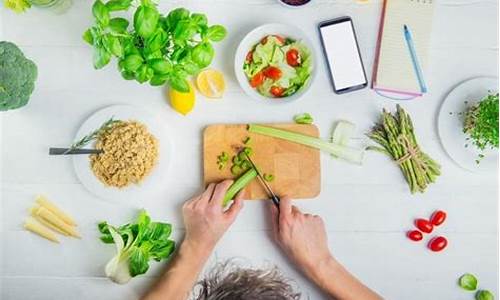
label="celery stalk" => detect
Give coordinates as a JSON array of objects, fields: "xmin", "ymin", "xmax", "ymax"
[
  {"xmin": 248, "ymin": 124, "xmax": 365, "ymax": 164},
  {"xmin": 223, "ymin": 168, "xmax": 257, "ymax": 206}
]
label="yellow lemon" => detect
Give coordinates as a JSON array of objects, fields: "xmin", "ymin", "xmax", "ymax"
[
  {"xmin": 169, "ymin": 82, "xmax": 195, "ymax": 116},
  {"xmin": 196, "ymin": 69, "xmax": 226, "ymax": 99}
]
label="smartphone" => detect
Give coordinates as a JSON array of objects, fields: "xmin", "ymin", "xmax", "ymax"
[{"xmin": 318, "ymin": 17, "xmax": 367, "ymax": 94}]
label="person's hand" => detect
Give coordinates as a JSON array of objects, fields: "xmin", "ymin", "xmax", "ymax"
[
  {"xmin": 182, "ymin": 180, "xmax": 244, "ymax": 255},
  {"xmin": 270, "ymin": 197, "xmax": 334, "ymax": 280}
]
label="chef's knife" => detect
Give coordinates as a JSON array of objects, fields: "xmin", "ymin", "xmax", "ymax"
[
  {"xmin": 49, "ymin": 148, "xmax": 103, "ymax": 155},
  {"xmin": 242, "ymin": 152, "xmax": 280, "ymax": 208}
]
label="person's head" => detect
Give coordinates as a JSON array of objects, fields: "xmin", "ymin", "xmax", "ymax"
[{"xmin": 194, "ymin": 261, "xmax": 301, "ymax": 300}]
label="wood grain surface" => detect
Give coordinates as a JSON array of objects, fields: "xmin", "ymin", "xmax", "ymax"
[{"xmin": 203, "ymin": 123, "xmax": 321, "ymax": 200}]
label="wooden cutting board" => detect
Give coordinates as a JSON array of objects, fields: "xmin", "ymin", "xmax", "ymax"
[{"xmin": 203, "ymin": 123, "xmax": 321, "ymax": 200}]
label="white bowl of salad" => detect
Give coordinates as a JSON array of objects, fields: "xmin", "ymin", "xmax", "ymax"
[{"xmin": 235, "ymin": 23, "xmax": 315, "ymax": 102}]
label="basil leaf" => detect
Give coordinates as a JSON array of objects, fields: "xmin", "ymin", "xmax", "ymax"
[
  {"xmin": 82, "ymin": 28, "xmax": 94, "ymax": 45},
  {"xmin": 102, "ymin": 34, "xmax": 123, "ymax": 58},
  {"xmin": 182, "ymin": 61, "xmax": 199, "ymax": 75},
  {"xmin": 149, "ymin": 58, "xmax": 172, "ymax": 75},
  {"xmin": 109, "ymin": 17, "xmax": 129, "ymax": 33},
  {"xmin": 93, "ymin": 46, "xmax": 111, "ymax": 69},
  {"xmin": 459, "ymin": 273, "xmax": 478, "ymax": 291},
  {"xmin": 135, "ymin": 64, "xmax": 154, "ymax": 83},
  {"xmin": 134, "ymin": 5, "xmax": 159, "ymax": 38},
  {"xmin": 191, "ymin": 43, "xmax": 214, "ymax": 68},
  {"xmin": 121, "ymin": 70, "xmax": 135, "ymax": 80},
  {"xmin": 144, "ymin": 50, "xmax": 163, "ymax": 61},
  {"xmin": 105, "ymin": 0, "xmax": 132, "ymax": 11},
  {"xmin": 191, "ymin": 13, "xmax": 207, "ymax": 27},
  {"xmin": 146, "ymin": 28, "xmax": 167, "ymax": 52},
  {"xmin": 476, "ymin": 290, "xmax": 494, "ymax": 300},
  {"xmin": 174, "ymin": 19, "xmax": 197, "ymax": 42},
  {"xmin": 165, "ymin": 7, "xmax": 190, "ymax": 30},
  {"xmin": 169, "ymin": 75, "xmax": 190, "ymax": 93},
  {"xmin": 122, "ymin": 54, "xmax": 144, "ymax": 72},
  {"xmin": 204, "ymin": 25, "xmax": 227, "ymax": 42},
  {"xmin": 129, "ymin": 246, "xmax": 150, "ymax": 276},
  {"xmin": 150, "ymin": 74, "xmax": 168, "ymax": 86},
  {"xmin": 92, "ymin": 0, "xmax": 109, "ymax": 26}
]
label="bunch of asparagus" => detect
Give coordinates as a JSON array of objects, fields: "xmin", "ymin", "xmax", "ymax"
[{"xmin": 368, "ymin": 105, "xmax": 441, "ymax": 194}]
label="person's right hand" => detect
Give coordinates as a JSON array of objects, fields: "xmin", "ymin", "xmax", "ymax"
[{"xmin": 270, "ymin": 197, "xmax": 334, "ymax": 280}]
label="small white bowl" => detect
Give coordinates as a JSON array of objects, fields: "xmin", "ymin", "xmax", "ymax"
[{"xmin": 234, "ymin": 23, "xmax": 316, "ymax": 104}]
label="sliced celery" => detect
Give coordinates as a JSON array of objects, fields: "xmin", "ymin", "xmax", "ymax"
[
  {"xmin": 223, "ymin": 168, "xmax": 257, "ymax": 206},
  {"xmin": 248, "ymin": 124, "xmax": 365, "ymax": 164}
]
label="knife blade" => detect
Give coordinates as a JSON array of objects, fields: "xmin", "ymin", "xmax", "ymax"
[
  {"xmin": 49, "ymin": 148, "xmax": 103, "ymax": 155},
  {"xmin": 242, "ymin": 152, "xmax": 280, "ymax": 208}
]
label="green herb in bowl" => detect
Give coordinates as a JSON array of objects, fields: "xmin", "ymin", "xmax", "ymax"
[{"xmin": 463, "ymin": 93, "xmax": 499, "ymax": 161}]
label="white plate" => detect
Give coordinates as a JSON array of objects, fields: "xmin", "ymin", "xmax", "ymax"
[
  {"xmin": 437, "ymin": 77, "xmax": 498, "ymax": 173},
  {"xmin": 234, "ymin": 23, "xmax": 317, "ymax": 104},
  {"xmin": 73, "ymin": 105, "xmax": 172, "ymax": 203}
]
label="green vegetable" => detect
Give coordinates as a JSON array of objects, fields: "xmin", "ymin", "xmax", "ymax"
[
  {"xmin": 243, "ymin": 36, "xmax": 312, "ymax": 98},
  {"xmin": 331, "ymin": 120, "xmax": 355, "ymax": 146},
  {"xmin": 0, "ymin": 41, "xmax": 38, "ymax": 111},
  {"xmin": 216, "ymin": 151, "xmax": 229, "ymax": 169},
  {"xmin": 83, "ymin": 2, "xmax": 226, "ymax": 92},
  {"xmin": 294, "ymin": 113, "xmax": 314, "ymax": 124},
  {"xmin": 98, "ymin": 209, "xmax": 175, "ymax": 284},
  {"xmin": 464, "ymin": 93, "xmax": 499, "ymax": 160},
  {"xmin": 248, "ymin": 124, "xmax": 365, "ymax": 164},
  {"xmin": 68, "ymin": 117, "xmax": 121, "ymax": 152},
  {"xmin": 3, "ymin": 0, "xmax": 31, "ymax": 13},
  {"xmin": 230, "ymin": 164, "xmax": 242, "ymax": 175},
  {"xmin": 476, "ymin": 290, "xmax": 495, "ymax": 300},
  {"xmin": 223, "ymin": 168, "xmax": 257, "ymax": 206},
  {"xmin": 367, "ymin": 105, "xmax": 441, "ymax": 194},
  {"xmin": 459, "ymin": 273, "xmax": 478, "ymax": 291},
  {"xmin": 263, "ymin": 173, "xmax": 274, "ymax": 182}
]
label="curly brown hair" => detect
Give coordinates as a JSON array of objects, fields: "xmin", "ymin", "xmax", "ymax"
[{"xmin": 193, "ymin": 261, "xmax": 302, "ymax": 300}]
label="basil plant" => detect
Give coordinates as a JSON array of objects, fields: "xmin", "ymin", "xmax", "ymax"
[{"xmin": 83, "ymin": 0, "xmax": 227, "ymax": 92}]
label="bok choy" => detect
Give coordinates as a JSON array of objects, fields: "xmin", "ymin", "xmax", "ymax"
[{"xmin": 98, "ymin": 210, "xmax": 175, "ymax": 284}]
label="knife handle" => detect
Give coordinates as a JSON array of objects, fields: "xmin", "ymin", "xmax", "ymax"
[{"xmin": 271, "ymin": 195, "xmax": 280, "ymax": 209}]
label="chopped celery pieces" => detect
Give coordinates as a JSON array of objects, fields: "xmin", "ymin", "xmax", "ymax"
[
  {"xmin": 248, "ymin": 124, "xmax": 364, "ymax": 164},
  {"xmin": 223, "ymin": 168, "xmax": 257, "ymax": 206}
]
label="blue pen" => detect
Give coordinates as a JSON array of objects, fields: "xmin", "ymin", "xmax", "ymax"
[{"xmin": 403, "ymin": 24, "xmax": 427, "ymax": 93}]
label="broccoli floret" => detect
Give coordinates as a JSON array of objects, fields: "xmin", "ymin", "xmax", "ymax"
[{"xmin": 0, "ymin": 41, "xmax": 38, "ymax": 111}]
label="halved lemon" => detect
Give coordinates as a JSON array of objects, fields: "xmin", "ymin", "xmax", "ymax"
[
  {"xmin": 169, "ymin": 82, "xmax": 195, "ymax": 116},
  {"xmin": 196, "ymin": 69, "xmax": 226, "ymax": 99}
]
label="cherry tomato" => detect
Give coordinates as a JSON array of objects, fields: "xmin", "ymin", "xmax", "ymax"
[
  {"xmin": 430, "ymin": 210, "xmax": 447, "ymax": 226},
  {"xmin": 428, "ymin": 236, "xmax": 448, "ymax": 252},
  {"xmin": 415, "ymin": 218, "xmax": 433, "ymax": 233},
  {"xmin": 270, "ymin": 86, "xmax": 284, "ymax": 97},
  {"xmin": 286, "ymin": 49, "xmax": 301, "ymax": 67},
  {"xmin": 263, "ymin": 66, "xmax": 282, "ymax": 80},
  {"xmin": 246, "ymin": 50, "xmax": 253, "ymax": 63},
  {"xmin": 249, "ymin": 72, "xmax": 264, "ymax": 88},
  {"xmin": 407, "ymin": 230, "xmax": 423, "ymax": 241}
]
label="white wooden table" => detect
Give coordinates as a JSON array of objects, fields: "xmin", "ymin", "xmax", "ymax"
[{"xmin": 1, "ymin": 0, "xmax": 498, "ymax": 299}]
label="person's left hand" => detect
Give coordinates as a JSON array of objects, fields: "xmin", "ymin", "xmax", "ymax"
[{"xmin": 182, "ymin": 180, "xmax": 245, "ymax": 255}]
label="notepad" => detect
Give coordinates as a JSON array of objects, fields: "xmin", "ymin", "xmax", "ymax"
[{"xmin": 372, "ymin": 0, "xmax": 435, "ymax": 98}]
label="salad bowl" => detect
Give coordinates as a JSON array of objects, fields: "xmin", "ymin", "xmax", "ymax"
[{"xmin": 234, "ymin": 23, "xmax": 316, "ymax": 103}]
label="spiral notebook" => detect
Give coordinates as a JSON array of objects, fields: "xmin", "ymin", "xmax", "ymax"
[{"xmin": 372, "ymin": 0, "xmax": 435, "ymax": 98}]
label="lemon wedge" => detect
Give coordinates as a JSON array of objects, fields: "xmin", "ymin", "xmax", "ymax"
[
  {"xmin": 196, "ymin": 69, "xmax": 226, "ymax": 99},
  {"xmin": 169, "ymin": 82, "xmax": 195, "ymax": 116}
]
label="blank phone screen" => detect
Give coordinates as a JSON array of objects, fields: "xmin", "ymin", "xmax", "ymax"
[{"xmin": 320, "ymin": 20, "xmax": 366, "ymax": 91}]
